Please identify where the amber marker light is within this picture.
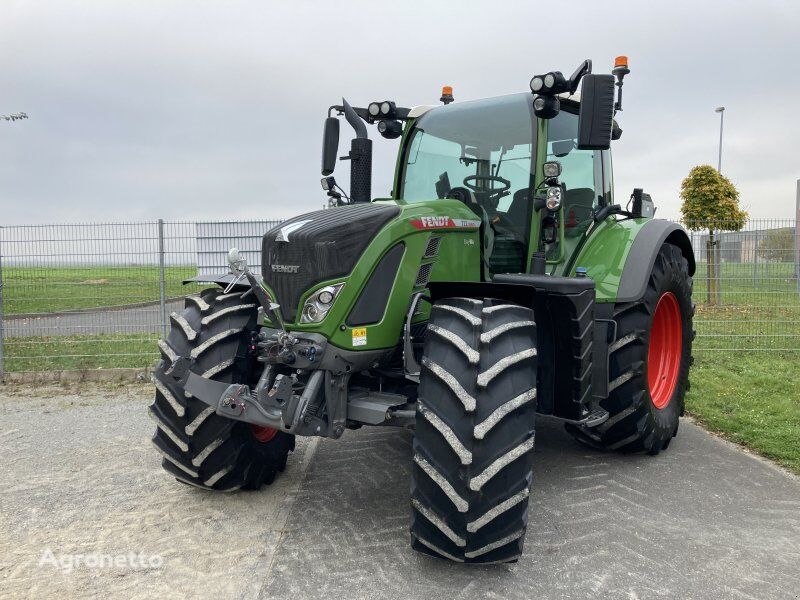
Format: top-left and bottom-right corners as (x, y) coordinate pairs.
(440, 86), (454, 105)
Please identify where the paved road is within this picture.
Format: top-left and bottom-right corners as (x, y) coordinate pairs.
(4, 300), (185, 337)
(1, 384), (798, 599)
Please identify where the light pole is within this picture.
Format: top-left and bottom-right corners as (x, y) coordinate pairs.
(711, 106), (725, 305)
(714, 106), (725, 172)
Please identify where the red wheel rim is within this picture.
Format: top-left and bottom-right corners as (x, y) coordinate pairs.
(250, 424), (278, 443)
(647, 292), (683, 410)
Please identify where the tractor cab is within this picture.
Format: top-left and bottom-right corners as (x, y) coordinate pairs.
(399, 92), (537, 276)
(397, 90), (615, 279)
(321, 57), (626, 281)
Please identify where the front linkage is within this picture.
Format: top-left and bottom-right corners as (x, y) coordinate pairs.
(166, 328), (402, 440)
(163, 251), (417, 440)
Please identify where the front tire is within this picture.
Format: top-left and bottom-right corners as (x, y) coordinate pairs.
(567, 243), (694, 454)
(149, 287), (294, 491)
(410, 298), (538, 564)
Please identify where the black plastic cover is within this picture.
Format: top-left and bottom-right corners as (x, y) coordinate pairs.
(261, 203), (400, 321)
(429, 275), (595, 420)
(346, 243), (405, 326)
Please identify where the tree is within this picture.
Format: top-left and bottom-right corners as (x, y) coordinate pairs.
(758, 227), (795, 263)
(680, 165), (747, 305)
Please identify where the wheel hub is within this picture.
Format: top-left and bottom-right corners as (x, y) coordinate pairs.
(250, 424), (278, 443)
(647, 292), (682, 409)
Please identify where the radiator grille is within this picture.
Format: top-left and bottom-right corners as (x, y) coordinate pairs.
(415, 263), (433, 288)
(261, 203), (400, 321)
(423, 236), (442, 259)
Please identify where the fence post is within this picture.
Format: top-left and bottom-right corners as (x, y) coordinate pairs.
(158, 219), (167, 339)
(715, 230), (723, 305)
(795, 179), (800, 292)
(0, 226), (5, 378)
(753, 228), (759, 287)
(706, 229), (714, 305)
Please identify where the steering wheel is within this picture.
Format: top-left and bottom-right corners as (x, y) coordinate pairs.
(463, 175), (511, 200)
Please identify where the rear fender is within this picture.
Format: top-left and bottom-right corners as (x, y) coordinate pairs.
(617, 220), (695, 303)
(569, 218), (695, 303)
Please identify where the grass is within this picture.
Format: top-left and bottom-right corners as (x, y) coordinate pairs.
(693, 261), (799, 307)
(686, 353), (800, 475)
(691, 261), (800, 353)
(3, 266), (198, 314)
(694, 305), (800, 352)
(4, 333), (159, 372)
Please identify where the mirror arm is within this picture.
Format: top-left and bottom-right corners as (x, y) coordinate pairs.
(568, 59), (592, 94)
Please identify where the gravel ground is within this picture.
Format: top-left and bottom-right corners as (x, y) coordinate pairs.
(0, 383), (317, 599)
(1, 383), (799, 599)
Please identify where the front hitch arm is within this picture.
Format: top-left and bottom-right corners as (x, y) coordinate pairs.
(166, 357), (326, 435)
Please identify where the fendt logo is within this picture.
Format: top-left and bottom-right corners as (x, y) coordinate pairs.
(271, 264), (300, 274)
(409, 216), (482, 230)
(420, 216), (452, 228)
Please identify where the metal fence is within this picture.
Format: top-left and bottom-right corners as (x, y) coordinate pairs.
(0, 217), (797, 374)
(685, 218), (799, 352)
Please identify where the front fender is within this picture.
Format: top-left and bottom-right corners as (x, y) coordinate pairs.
(182, 273), (251, 290)
(570, 218), (695, 303)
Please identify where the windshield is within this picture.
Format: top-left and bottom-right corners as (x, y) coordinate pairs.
(400, 92), (537, 207)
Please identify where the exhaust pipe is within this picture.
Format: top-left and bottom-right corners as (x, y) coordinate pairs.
(342, 98), (372, 203)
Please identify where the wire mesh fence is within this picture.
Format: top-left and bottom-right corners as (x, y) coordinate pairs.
(0, 220), (280, 374)
(0, 217), (797, 374)
(685, 218), (799, 353)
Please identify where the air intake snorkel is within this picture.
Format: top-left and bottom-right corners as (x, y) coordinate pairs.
(342, 98), (372, 203)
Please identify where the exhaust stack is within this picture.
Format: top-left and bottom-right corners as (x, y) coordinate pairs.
(342, 98), (372, 203)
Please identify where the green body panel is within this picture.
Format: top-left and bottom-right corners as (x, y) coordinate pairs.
(562, 217), (650, 301)
(260, 198), (481, 350)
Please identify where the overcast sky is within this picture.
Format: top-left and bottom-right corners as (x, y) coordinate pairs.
(1, 0), (798, 225)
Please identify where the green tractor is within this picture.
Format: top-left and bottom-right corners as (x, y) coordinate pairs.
(149, 57), (694, 564)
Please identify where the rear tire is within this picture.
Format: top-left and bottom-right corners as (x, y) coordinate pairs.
(566, 243), (694, 454)
(410, 297), (538, 564)
(149, 287), (294, 491)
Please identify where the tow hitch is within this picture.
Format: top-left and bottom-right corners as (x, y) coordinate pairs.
(165, 356), (328, 435)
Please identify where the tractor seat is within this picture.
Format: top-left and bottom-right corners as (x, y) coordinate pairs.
(505, 188), (532, 239)
(488, 188), (531, 274)
(564, 188), (595, 237)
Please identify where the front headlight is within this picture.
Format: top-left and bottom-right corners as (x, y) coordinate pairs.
(300, 284), (344, 324)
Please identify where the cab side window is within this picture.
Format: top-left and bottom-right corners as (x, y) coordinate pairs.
(547, 110), (604, 237)
(601, 149), (614, 206)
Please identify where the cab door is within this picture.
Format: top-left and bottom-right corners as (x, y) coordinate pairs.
(543, 105), (608, 271)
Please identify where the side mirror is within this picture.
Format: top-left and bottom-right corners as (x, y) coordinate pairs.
(577, 74), (615, 150)
(321, 117), (340, 176)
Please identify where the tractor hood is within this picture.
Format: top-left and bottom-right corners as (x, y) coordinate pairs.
(261, 203), (401, 322)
